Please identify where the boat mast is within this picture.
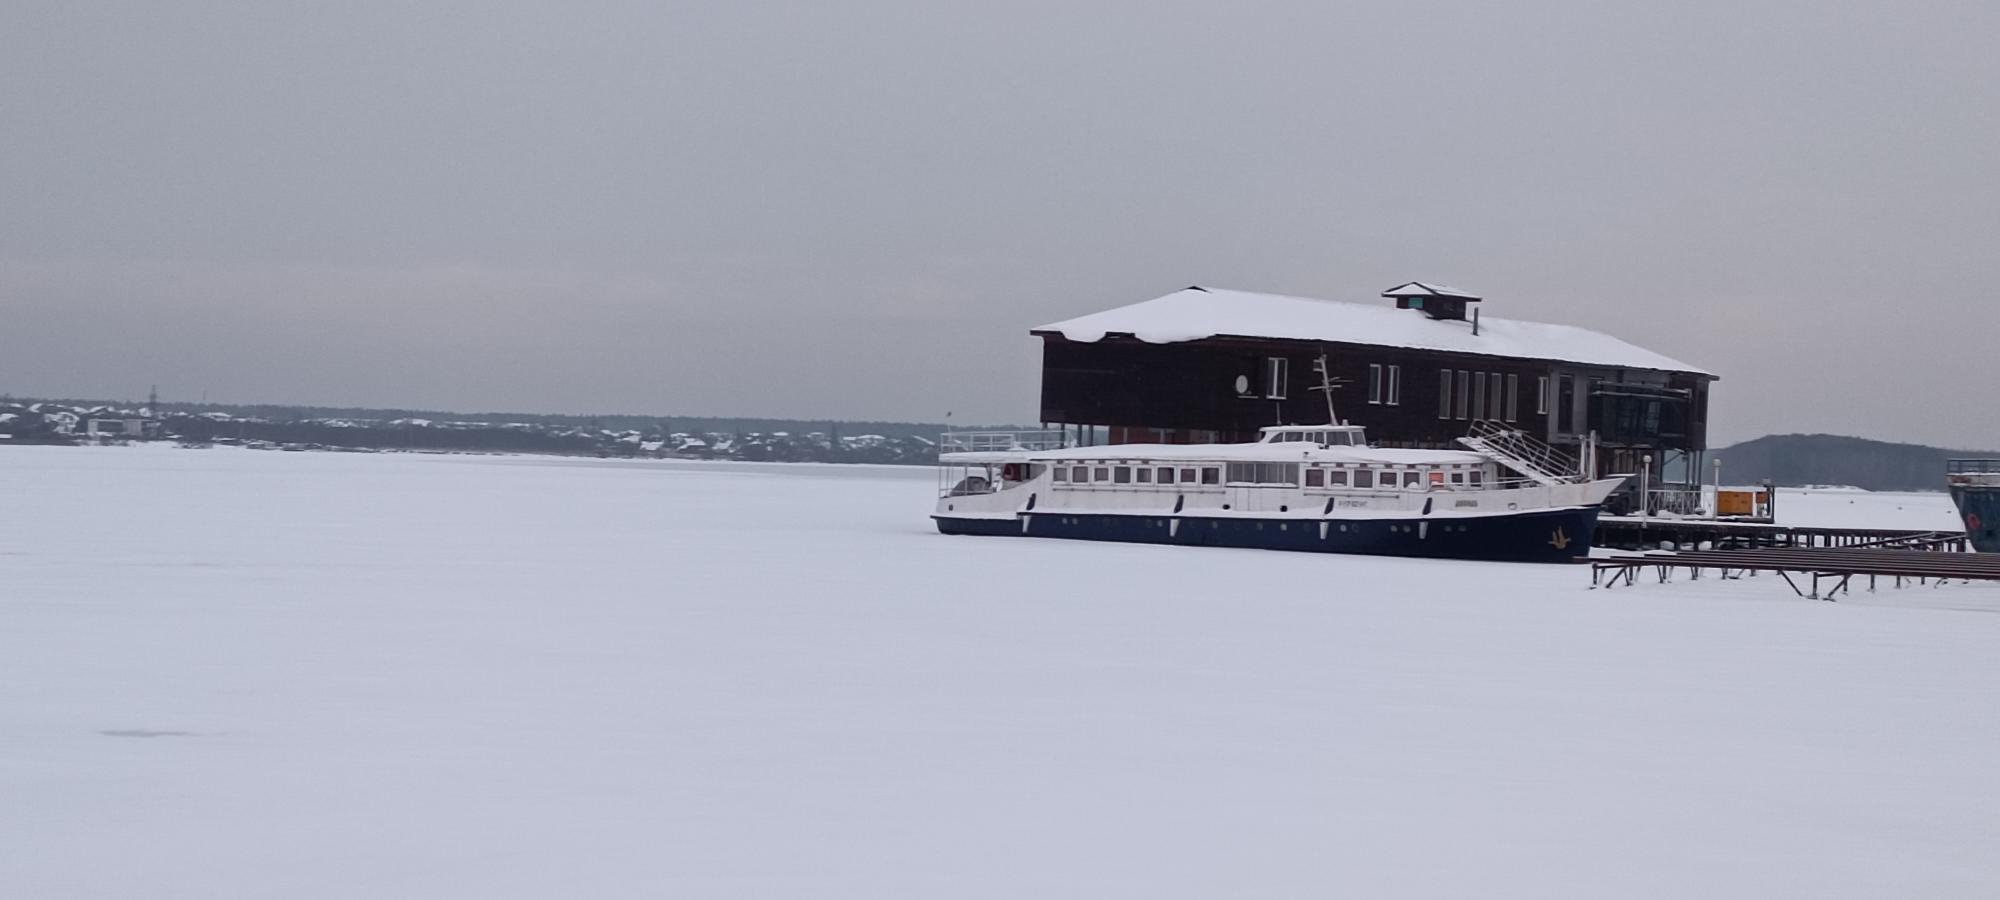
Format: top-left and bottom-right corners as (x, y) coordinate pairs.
(1309, 353), (1348, 425)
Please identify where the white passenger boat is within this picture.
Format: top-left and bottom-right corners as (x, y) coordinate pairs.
(933, 421), (1625, 562)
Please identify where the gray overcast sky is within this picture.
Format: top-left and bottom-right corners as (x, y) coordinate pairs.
(4, 2), (1996, 446)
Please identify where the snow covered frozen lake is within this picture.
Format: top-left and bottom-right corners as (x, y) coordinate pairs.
(4, 445), (1998, 898)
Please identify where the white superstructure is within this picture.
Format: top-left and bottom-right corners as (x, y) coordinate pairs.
(937, 423), (1624, 525)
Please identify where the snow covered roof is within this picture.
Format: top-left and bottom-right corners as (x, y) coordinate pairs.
(1382, 281), (1480, 300)
(1033, 286), (1712, 376)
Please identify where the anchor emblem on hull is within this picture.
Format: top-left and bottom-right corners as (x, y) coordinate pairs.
(1548, 527), (1572, 550)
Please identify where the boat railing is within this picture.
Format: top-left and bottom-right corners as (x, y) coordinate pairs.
(1947, 459), (2000, 485)
(939, 430), (1073, 454)
(1457, 420), (1584, 486)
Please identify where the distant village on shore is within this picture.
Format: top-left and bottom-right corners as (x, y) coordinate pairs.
(0, 398), (966, 465)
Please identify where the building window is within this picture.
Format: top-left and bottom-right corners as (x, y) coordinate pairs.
(1387, 365), (1401, 406)
(1473, 372), (1487, 420)
(1489, 373), (1503, 420)
(1537, 376), (1550, 415)
(1368, 364), (1383, 404)
(1455, 371), (1471, 419)
(1556, 375), (1576, 433)
(1506, 374), (1519, 422)
(1266, 357), (1288, 399)
(1439, 370), (1453, 419)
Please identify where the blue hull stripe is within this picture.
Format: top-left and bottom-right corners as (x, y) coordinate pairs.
(934, 507), (1601, 563)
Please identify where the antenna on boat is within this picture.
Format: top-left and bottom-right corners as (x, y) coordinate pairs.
(1309, 353), (1349, 425)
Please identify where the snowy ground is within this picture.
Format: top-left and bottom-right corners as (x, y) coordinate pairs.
(1774, 486), (1964, 531)
(4, 446), (1998, 898)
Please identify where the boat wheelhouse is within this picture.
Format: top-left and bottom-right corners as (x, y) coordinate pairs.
(934, 422), (1625, 562)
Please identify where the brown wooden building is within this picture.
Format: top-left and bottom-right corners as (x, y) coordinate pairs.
(1034, 283), (1716, 482)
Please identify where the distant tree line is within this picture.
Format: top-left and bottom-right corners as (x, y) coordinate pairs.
(1710, 433), (1998, 491)
(1, 397), (1026, 465)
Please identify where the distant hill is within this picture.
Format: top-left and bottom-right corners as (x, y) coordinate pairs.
(1710, 434), (1996, 491)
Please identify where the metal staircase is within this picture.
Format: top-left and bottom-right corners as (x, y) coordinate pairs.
(1457, 420), (1585, 487)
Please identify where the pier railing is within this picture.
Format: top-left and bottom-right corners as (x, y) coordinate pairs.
(1645, 486), (1707, 517)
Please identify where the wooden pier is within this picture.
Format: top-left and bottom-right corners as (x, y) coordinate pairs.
(1590, 534), (1996, 601)
(1597, 516), (1965, 552)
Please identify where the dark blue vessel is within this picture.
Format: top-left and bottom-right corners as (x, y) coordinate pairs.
(1947, 459), (2000, 552)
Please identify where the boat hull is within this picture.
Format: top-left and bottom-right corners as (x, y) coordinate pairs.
(1949, 485), (2000, 552)
(934, 505), (1601, 563)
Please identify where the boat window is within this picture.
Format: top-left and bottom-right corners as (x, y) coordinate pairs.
(1072, 465), (1089, 483)
(1451, 471), (1466, 485)
(1428, 470), (1445, 486)
(1112, 466), (1130, 484)
(1329, 469), (1349, 487)
(1093, 467), (1110, 482)
(1135, 467), (1151, 484)
(1354, 469), (1374, 489)
(1403, 471), (1422, 487)
(1378, 468), (1398, 488)
(1182, 467), (1199, 484)
(1305, 468), (1325, 488)
(1201, 467), (1221, 485)
(1157, 467), (1176, 484)
(1052, 467), (1068, 482)
(1469, 470), (1483, 487)
(1226, 462), (1300, 485)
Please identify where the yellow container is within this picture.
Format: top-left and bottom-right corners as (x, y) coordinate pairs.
(1716, 489), (1766, 517)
